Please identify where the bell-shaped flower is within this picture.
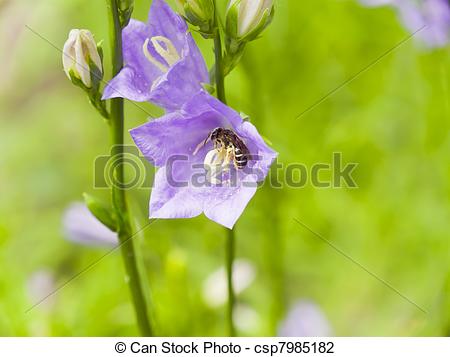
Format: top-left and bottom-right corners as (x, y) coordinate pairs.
(102, 0), (209, 111)
(130, 91), (277, 229)
(62, 29), (103, 88)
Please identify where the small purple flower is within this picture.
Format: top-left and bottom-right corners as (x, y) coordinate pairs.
(102, 0), (209, 111)
(63, 202), (118, 247)
(360, 0), (450, 48)
(130, 90), (277, 229)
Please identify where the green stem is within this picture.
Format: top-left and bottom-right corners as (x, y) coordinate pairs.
(213, 25), (235, 337)
(214, 30), (227, 104)
(107, 0), (152, 336)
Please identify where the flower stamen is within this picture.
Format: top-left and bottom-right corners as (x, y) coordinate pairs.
(151, 36), (181, 66)
(142, 36), (181, 73)
(203, 146), (237, 185)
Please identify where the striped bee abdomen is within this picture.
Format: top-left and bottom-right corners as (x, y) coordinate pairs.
(234, 146), (248, 169)
(209, 128), (250, 170)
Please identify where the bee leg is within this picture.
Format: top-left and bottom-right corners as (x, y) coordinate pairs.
(222, 146), (235, 172)
(193, 131), (212, 155)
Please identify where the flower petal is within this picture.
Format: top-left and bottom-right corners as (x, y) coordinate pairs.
(236, 120), (278, 180)
(204, 182), (258, 229)
(148, 0), (188, 54)
(182, 90), (243, 128)
(149, 34), (209, 111)
(62, 29), (78, 79)
(150, 166), (257, 229)
(102, 66), (154, 101)
(74, 34), (91, 87)
(150, 166), (203, 219)
(238, 0), (265, 37)
(103, 19), (159, 101)
(82, 30), (102, 71)
(130, 93), (234, 167)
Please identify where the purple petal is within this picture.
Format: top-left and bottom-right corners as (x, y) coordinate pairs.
(102, 66), (154, 101)
(130, 91), (237, 167)
(203, 184), (258, 229)
(182, 90), (244, 128)
(103, 19), (158, 101)
(149, 34), (210, 111)
(148, 0), (188, 53)
(413, 0), (450, 47)
(236, 121), (278, 180)
(150, 168), (257, 229)
(150, 166), (204, 219)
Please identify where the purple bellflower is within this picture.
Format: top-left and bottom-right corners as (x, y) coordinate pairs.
(130, 90), (277, 229)
(360, 0), (450, 48)
(102, 0), (209, 111)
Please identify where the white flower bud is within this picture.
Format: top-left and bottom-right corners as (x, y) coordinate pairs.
(226, 0), (274, 40)
(62, 29), (102, 88)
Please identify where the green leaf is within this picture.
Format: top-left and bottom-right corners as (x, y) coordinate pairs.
(83, 193), (117, 232)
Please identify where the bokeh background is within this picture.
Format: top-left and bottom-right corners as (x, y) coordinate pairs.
(0, 0), (449, 336)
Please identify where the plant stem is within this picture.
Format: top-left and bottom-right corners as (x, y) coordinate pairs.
(214, 30), (227, 104)
(213, 25), (236, 337)
(107, 0), (152, 336)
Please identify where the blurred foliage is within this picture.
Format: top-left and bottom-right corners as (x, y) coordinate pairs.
(0, 0), (449, 336)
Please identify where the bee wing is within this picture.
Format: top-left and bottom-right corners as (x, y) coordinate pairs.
(238, 139), (255, 163)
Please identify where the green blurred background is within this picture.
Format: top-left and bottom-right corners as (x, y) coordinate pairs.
(0, 0), (449, 336)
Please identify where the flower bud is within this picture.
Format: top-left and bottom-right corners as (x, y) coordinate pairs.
(62, 29), (103, 88)
(226, 0), (274, 41)
(175, 0), (215, 36)
(118, 0), (134, 28)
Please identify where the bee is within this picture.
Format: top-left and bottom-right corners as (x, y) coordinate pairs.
(194, 128), (250, 169)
